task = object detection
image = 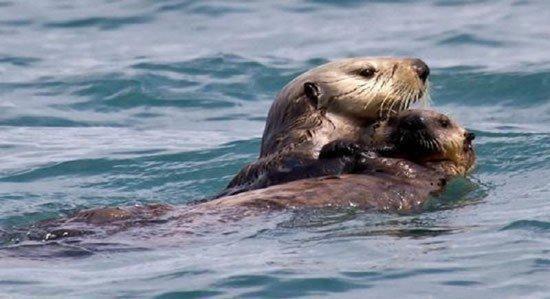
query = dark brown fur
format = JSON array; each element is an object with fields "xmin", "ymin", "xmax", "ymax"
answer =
[
  {"xmin": 225, "ymin": 57, "xmax": 430, "ymax": 194},
  {"xmin": 20, "ymin": 110, "xmax": 475, "ymax": 244},
  {"xmin": 207, "ymin": 109, "xmax": 476, "ymax": 212}
]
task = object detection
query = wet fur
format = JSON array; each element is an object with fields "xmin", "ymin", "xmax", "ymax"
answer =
[
  {"xmin": 226, "ymin": 57, "xmax": 429, "ymax": 194},
  {"xmin": 210, "ymin": 109, "xmax": 476, "ymax": 212},
  {"xmin": 21, "ymin": 110, "xmax": 476, "ymax": 243}
]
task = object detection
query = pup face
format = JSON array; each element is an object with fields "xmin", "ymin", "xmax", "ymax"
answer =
[{"xmin": 373, "ymin": 109, "xmax": 476, "ymax": 174}]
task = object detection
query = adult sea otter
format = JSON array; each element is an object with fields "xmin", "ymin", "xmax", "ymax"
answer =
[
  {"xmin": 22, "ymin": 109, "xmax": 475, "ymax": 244},
  {"xmin": 224, "ymin": 57, "xmax": 431, "ymax": 195}
]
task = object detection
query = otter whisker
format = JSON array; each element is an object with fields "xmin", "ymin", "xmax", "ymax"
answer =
[
  {"xmin": 433, "ymin": 139, "xmax": 439, "ymax": 150},
  {"xmin": 386, "ymin": 83, "xmax": 406, "ymax": 116},
  {"xmin": 422, "ymin": 139, "xmax": 429, "ymax": 150},
  {"xmin": 410, "ymin": 86, "xmax": 419, "ymax": 104},
  {"xmin": 402, "ymin": 86, "xmax": 416, "ymax": 110},
  {"xmin": 362, "ymin": 78, "xmax": 384, "ymax": 111},
  {"xmin": 430, "ymin": 139, "xmax": 438, "ymax": 151},
  {"xmin": 378, "ymin": 75, "xmax": 386, "ymax": 89},
  {"xmin": 399, "ymin": 92, "xmax": 408, "ymax": 112},
  {"xmin": 397, "ymin": 84, "xmax": 410, "ymax": 106},
  {"xmin": 387, "ymin": 98, "xmax": 400, "ymax": 115},
  {"xmin": 379, "ymin": 91, "xmax": 393, "ymax": 118},
  {"xmin": 363, "ymin": 86, "xmax": 379, "ymax": 111},
  {"xmin": 403, "ymin": 88, "xmax": 414, "ymax": 111}
]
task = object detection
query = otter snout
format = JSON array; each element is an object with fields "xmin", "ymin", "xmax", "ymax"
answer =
[
  {"xmin": 410, "ymin": 59, "xmax": 430, "ymax": 82},
  {"xmin": 465, "ymin": 132, "xmax": 475, "ymax": 141}
]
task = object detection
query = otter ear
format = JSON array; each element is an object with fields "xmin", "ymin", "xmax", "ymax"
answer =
[{"xmin": 303, "ymin": 82, "xmax": 321, "ymax": 108}]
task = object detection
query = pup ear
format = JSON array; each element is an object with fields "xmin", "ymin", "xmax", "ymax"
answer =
[{"xmin": 303, "ymin": 82, "xmax": 321, "ymax": 108}]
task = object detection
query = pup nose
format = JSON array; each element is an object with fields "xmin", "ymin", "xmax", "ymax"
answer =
[
  {"xmin": 411, "ymin": 59, "xmax": 430, "ymax": 82},
  {"xmin": 402, "ymin": 115, "xmax": 425, "ymax": 130},
  {"xmin": 465, "ymin": 132, "xmax": 475, "ymax": 141}
]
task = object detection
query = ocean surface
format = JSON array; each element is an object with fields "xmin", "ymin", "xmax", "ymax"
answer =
[{"xmin": 1, "ymin": 0, "xmax": 549, "ymax": 298}]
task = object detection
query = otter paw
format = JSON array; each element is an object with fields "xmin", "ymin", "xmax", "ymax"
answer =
[{"xmin": 319, "ymin": 140, "xmax": 365, "ymax": 159}]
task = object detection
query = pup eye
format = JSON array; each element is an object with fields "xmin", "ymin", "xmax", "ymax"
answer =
[
  {"xmin": 439, "ymin": 118, "xmax": 450, "ymax": 128},
  {"xmin": 359, "ymin": 66, "xmax": 376, "ymax": 78}
]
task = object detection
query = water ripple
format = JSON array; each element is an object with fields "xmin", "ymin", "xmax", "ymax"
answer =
[
  {"xmin": 1, "ymin": 0, "xmax": 550, "ymax": 297},
  {"xmin": 501, "ymin": 220, "xmax": 550, "ymax": 232},
  {"xmin": 44, "ymin": 15, "xmax": 153, "ymax": 30}
]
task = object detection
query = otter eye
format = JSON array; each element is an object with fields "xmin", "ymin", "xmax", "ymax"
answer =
[
  {"xmin": 439, "ymin": 118, "xmax": 450, "ymax": 128},
  {"xmin": 358, "ymin": 66, "xmax": 376, "ymax": 78}
]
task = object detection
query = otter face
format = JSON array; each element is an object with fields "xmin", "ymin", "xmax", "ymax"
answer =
[
  {"xmin": 372, "ymin": 109, "xmax": 476, "ymax": 174},
  {"xmin": 303, "ymin": 57, "xmax": 430, "ymax": 120}
]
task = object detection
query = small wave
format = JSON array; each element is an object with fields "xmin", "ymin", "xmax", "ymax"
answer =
[
  {"xmin": 474, "ymin": 131, "xmax": 550, "ymax": 174},
  {"xmin": 0, "ymin": 241, "xmax": 150, "ymax": 260},
  {"xmin": 154, "ymin": 0, "xmax": 251, "ymax": 15},
  {"xmin": 0, "ymin": 138, "xmax": 259, "ymax": 214},
  {"xmin": 432, "ymin": 69, "xmax": 550, "ymax": 106},
  {"xmin": 217, "ymin": 276, "xmax": 365, "ymax": 297},
  {"xmin": 500, "ymin": 220, "xmax": 550, "ymax": 232},
  {"xmin": 58, "ymin": 54, "xmax": 299, "ymax": 112},
  {"xmin": 0, "ymin": 0, "xmax": 549, "ymax": 297},
  {"xmin": 44, "ymin": 15, "xmax": 153, "ymax": 30},
  {"xmin": 154, "ymin": 290, "xmax": 224, "ymax": 299},
  {"xmin": 438, "ymin": 33, "xmax": 505, "ymax": 47},
  {"xmin": 434, "ymin": 0, "xmax": 494, "ymax": 6},
  {"xmin": 0, "ymin": 116, "xmax": 103, "ymax": 127},
  {"xmin": 0, "ymin": 55, "xmax": 40, "ymax": 67}
]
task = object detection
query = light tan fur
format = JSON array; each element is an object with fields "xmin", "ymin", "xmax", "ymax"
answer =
[{"xmin": 261, "ymin": 57, "xmax": 429, "ymax": 158}]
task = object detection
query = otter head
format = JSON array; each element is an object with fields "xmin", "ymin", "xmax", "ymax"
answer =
[
  {"xmin": 372, "ymin": 109, "xmax": 476, "ymax": 175},
  {"xmin": 261, "ymin": 57, "xmax": 431, "ymax": 157},
  {"xmin": 300, "ymin": 57, "xmax": 430, "ymax": 120}
]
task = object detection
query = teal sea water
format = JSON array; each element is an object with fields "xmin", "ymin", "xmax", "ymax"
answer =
[{"xmin": 1, "ymin": 0, "xmax": 549, "ymax": 297}]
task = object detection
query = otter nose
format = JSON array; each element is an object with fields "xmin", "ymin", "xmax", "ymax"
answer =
[
  {"xmin": 465, "ymin": 132, "xmax": 475, "ymax": 141},
  {"xmin": 411, "ymin": 59, "xmax": 430, "ymax": 82},
  {"xmin": 402, "ymin": 115, "xmax": 426, "ymax": 130}
]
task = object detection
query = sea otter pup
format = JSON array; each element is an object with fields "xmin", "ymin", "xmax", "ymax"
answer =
[
  {"xmin": 26, "ymin": 109, "xmax": 475, "ymax": 242},
  {"xmin": 202, "ymin": 109, "xmax": 475, "ymax": 212},
  {"xmin": 225, "ymin": 57, "xmax": 430, "ymax": 194}
]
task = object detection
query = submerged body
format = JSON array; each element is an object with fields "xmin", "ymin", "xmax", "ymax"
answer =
[
  {"xmin": 18, "ymin": 110, "xmax": 476, "ymax": 243},
  {"xmin": 205, "ymin": 159, "xmax": 451, "ymax": 213}
]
